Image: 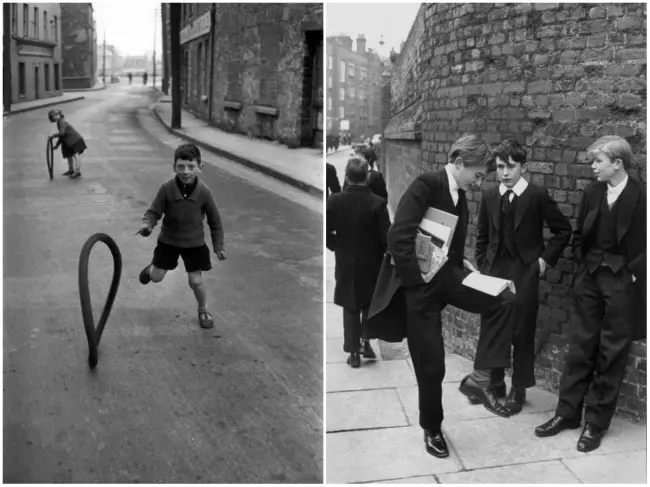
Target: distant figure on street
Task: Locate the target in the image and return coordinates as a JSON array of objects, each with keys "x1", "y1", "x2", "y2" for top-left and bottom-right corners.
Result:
[
  {"x1": 326, "y1": 162, "x2": 341, "y2": 196},
  {"x1": 136, "y1": 143, "x2": 226, "y2": 329},
  {"x1": 476, "y1": 139, "x2": 571, "y2": 415},
  {"x1": 143, "y1": 72, "x2": 148, "y2": 85},
  {"x1": 128, "y1": 72, "x2": 133, "y2": 84},
  {"x1": 343, "y1": 145, "x2": 388, "y2": 200},
  {"x1": 535, "y1": 136, "x2": 646, "y2": 453},
  {"x1": 48, "y1": 108, "x2": 87, "y2": 179},
  {"x1": 327, "y1": 157, "x2": 391, "y2": 368}
]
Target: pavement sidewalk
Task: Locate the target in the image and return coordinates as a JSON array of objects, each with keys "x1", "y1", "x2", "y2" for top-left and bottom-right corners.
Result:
[
  {"x1": 325, "y1": 251, "x2": 647, "y2": 484},
  {"x1": 6, "y1": 92, "x2": 86, "y2": 116},
  {"x1": 150, "y1": 96, "x2": 322, "y2": 197}
]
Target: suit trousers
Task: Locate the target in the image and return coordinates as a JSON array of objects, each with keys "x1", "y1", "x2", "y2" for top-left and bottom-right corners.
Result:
[
  {"x1": 342, "y1": 307, "x2": 369, "y2": 353},
  {"x1": 403, "y1": 263, "x2": 517, "y2": 431},
  {"x1": 556, "y1": 265, "x2": 636, "y2": 430},
  {"x1": 485, "y1": 253, "x2": 540, "y2": 389}
]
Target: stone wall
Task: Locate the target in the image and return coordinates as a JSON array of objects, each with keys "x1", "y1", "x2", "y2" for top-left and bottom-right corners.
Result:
[
  {"x1": 207, "y1": 3, "x2": 323, "y2": 147},
  {"x1": 382, "y1": 2, "x2": 647, "y2": 421}
]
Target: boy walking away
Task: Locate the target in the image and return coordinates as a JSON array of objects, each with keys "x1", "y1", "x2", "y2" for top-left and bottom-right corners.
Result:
[
  {"x1": 475, "y1": 140, "x2": 571, "y2": 414},
  {"x1": 327, "y1": 157, "x2": 390, "y2": 367},
  {"x1": 535, "y1": 136, "x2": 646, "y2": 452},
  {"x1": 137, "y1": 143, "x2": 226, "y2": 329},
  {"x1": 48, "y1": 108, "x2": 87, "y2": 179}
]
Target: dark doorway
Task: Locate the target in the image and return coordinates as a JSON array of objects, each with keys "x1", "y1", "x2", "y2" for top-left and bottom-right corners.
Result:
[
  {"x1": 34, "y1": 66, "x2": 39, "y2": 99},
  {"x1": 299, "y1": 29, "x2": 323, "y2": 148}
]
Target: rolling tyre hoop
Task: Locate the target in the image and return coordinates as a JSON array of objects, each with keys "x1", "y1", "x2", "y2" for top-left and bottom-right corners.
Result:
[
  {"x1": 46, "y1": 137, "x2": 54, "y2": 180},
  {"x1": 78, "y1": 233, "x2": 123, "y2": 369}
]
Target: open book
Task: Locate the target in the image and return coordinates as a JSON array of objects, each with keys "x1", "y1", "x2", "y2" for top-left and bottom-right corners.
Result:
[{"x1": 462, "y1": 272, "x2": 517, "y2": 296}]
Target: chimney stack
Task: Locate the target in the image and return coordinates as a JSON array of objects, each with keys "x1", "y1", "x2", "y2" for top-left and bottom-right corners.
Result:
[{"x1": 356, "y1": 34, "x2": 366, "y2": 54}]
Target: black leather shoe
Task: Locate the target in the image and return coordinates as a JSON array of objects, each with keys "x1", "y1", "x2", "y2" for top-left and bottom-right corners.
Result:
[
  {"x1": 469, "y1": 381, "x2": 506, "y2": 404},
  {"x1": 577, "y1": 423, "x2": 606, "y2": 452},
  {"x1": 459, "y1": 375, "x2": 511, "y2": 418},
  {"x1": 424, "y1": 429, "x2": 449, "y2": 458},
  {"x1": 139, "y1": 264, "x2": 152, "y2": 285},
  {"x1": 535, "y1": 415, "x2": 581, "y2": 437},
  {"x1": 361, "y1": 340, "x2": 376, "y2": 359},
  {"x1": 504, "y1": 387, "x2": 526, "y2": 414},
  {"x1": 347, "y1": 352, "x2": 360, "y2": 368}
]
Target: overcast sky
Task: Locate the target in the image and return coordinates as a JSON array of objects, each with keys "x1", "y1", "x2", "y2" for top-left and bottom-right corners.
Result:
[
  {"x1": 93, "y1": 0, "x2": 162, "y2": 56},
  {"x1": 326, "y1": 2, "x2": 421, "y2": 59}
]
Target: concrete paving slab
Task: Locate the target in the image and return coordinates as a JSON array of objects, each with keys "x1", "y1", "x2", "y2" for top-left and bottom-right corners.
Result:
[
  {"x1": 443, "y1": 411, "x2": 583, "y2": 470},
  {"x1": 578, "y1": 417, "x2": 647, "y2": 456},
  {"x1": 326, "y1": 303, "x2": 343, "y2": 339},
  {"x1": 370, "y1": 475, "x2": 437, "y2": 484},
  {"x1": 327, "y1": 360, "x2": 416, "y2": 392},
  {"x1": 327, "y1": 338, "x2": 347, "y2": 363},
  {"x1": 326, "y1": 389, "x2": 409, "y2": 432},
  {"x1": 398, "y1": 377, "x2": 559, "y2": 426},
  {"x1": 326, "y1": 426, "x2": 463, "y2": 484},
  {"x1": 326, "y1": 279, "x2": 335, "y2": 304},
  {"x1": 562, "y1": 450, "x2": 647, "y2": 484},
  {"x1": 437, "y1": 459, "x2": 580, "y2": 484}
]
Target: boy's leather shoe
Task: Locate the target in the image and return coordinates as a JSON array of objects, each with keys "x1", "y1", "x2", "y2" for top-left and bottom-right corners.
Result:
[
  {"x1": 361, "y1": 340, "x2": 376, "y2": 359},
  {"x1": 139, "y1": 264, "x2": 152, "y2": 285},
  {"x1": 505, "y1": 387, "x2": 526, "y2": 414},
  {"x1": 62, "y1": 170, "x2": 73, "y2": 176},
  {"x1": 535, "y1": 415, "x2": 581, "y2": 437},
  {"x1": 347, "y1": 352, "x2": 361, "y2": 368},
  {"x1": 70, "y1": 172, "x2": 82, "y2": 179},
  {"x1": 424, "y1": 430, "x2": 449, "y2": 458},
  {"x1": 459, "y1": 375, "x2": 511, "y2": 418},
  {"x1": 198, "y1": 310, "x2": 214, "y2": 329},
  {"x1": 469, "y1": 381, "x2": 506, "y2": 404},
  {"x1": 577, "y1": 423, "x2": 606, "y2": 452}
]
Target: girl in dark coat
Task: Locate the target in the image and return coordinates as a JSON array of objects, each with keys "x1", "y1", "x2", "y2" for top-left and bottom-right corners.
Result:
[{"x1": 48, "y1": 108, "x2": 88, "y2": 179}]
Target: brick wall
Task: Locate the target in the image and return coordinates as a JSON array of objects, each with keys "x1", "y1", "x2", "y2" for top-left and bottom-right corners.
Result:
[
  {"x1": 61, "y1": 3, "x2": 95, "y2": 88},
  {"x1": 383, "y1": 2, "x2": 647, "y2": 421},
  {"x1": 208, "y1": 3, "x2": 323, "y2": 147}
]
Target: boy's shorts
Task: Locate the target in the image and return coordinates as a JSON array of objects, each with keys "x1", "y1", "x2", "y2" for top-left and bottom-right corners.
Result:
[{"x1": 152, "y1": 242, "x2": 212, "y2": 273}]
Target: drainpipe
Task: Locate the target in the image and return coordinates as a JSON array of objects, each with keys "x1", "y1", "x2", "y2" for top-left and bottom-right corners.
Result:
[{"x1": 207, "y1": 3, "x2": 216, "y2": 123}]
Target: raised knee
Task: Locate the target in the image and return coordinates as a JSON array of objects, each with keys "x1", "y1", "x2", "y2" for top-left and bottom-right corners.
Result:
[{"x1": 150, "y1": 267, "x2": 166, "y2": 283}]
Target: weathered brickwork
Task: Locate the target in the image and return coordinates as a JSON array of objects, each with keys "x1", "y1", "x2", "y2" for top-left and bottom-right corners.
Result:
[
  {"x1": 383, "y1": 3, "x2": 647, "y2": 421},
  {"x1": 207, "y1": 3, "x2": 323, "y2": 148}
]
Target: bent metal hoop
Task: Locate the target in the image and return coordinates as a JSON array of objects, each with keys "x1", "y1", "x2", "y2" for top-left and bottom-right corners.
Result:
[
  {"x1": 78, "y1": 233, "x2": 123, "y2": 369},
  {"x1": 46, "y1": 137, "x2": 54, "y2": 180}
]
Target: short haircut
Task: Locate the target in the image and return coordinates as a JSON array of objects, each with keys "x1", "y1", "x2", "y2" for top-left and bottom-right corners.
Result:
[
  {"x1": 354, "y1": 145, "x2": 376, "y2": 164},
  {"x1": 174, "y1": 143, "x2": 201, "y2": 165},
  {"x1": 48, "y1": 108, "x2": 63, "y2": 120},
  {"x1": 493, "y1": 139, "x2": 527, "y2": 165},
  {"x1": 587, "y1": 136, "x2": 633, "y2": 170},
  {"x1": 448, "y1": 134, "x2": 494, "y2": 171},
  {"x1": 346, "y1": 157, "x2": 369, "y2": 184}
]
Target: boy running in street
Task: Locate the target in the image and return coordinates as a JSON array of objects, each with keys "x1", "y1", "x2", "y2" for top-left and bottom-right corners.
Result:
[{"x1": 137, "y1": 143, "x2": 226, "y2": 329}]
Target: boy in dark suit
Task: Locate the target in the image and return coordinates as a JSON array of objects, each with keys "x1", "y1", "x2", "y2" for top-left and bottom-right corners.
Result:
[
  {"x1": 535, "y1": 136, "x2": 646, "y2": 452},
  {"x1": 475, "y1": 140, "x2": 572, "y2": 414},
  {"x1": 368, "y1": 134, "x2": 518, "y2": 459},
  {"x1": 327, "y1": 157, "x2": 391, "y2": 367}
]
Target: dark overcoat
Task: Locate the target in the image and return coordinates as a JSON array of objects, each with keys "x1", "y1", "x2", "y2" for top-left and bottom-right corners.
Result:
[
  {"x1": 327, "y1": 185, "x2": 390, "y2": 311},
  {"x1": 367, "y1": 169, "x2": 469, "y2": 342},
  {"x1": 572, "y1": 177, "x2": 647, "y2": 340}
]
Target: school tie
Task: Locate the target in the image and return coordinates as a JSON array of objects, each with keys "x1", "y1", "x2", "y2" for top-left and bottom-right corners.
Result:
[{"x1": 502, "y1": 189, "x2": 514, "y2": 213}]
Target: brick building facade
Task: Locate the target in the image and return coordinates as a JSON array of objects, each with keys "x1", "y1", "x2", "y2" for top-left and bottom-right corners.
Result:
[
  {"x1": 382, "y1": 3, "x2": 647, "y2": 421},
  {"x1": 7, "y1": 2, "x2": 63, "y2": 103},
  {"x1": 326, "y1": 35, "x2": 385, "y2": 142},
  {"x1": 60, "y1": 3, "x2": 96, "y2": 89},
  {"x1": 167, "y1": 3, "x2": 323, "y2": 149}
]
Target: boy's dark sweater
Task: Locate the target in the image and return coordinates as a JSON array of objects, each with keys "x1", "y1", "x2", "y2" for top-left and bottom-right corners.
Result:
[{"x1": 143, "y1": 176, "x2": 225, "y2": 251}]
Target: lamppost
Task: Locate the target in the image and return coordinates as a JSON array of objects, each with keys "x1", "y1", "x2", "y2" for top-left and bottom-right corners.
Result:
[{"x1": 153, "y1": 8, "x2": 159, "y2": 88}]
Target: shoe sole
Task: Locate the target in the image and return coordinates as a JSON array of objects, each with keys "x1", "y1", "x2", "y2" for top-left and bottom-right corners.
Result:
[
  {"x1": 425, "y1": 446, "x2": 450, "y2": 458},
  {"x1": 534, "y1": 424, "x2": 581, "y2": 437},
  {"x1": 200, "y1": 322, "x2": 214, "y2": 329}
]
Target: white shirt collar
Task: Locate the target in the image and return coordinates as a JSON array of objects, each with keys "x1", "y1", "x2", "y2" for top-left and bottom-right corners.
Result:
[
  {"x1": 499, "y1": 177, "x2": 529, "y2": 197},
  {"x1": 608, "y1": 175, "x2": 628, "y2": 197},
  {"x1": 445, "y1": 164, "x2": 459, "y2": 194}
]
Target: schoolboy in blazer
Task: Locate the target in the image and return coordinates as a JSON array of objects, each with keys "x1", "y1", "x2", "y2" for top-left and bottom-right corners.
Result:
[
  {"x1": 475, "y1": 140, "x2": 571, "y2": 414},
  {"x1": 535, "y1": 136, "x2": 646, "y2": 453}
]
